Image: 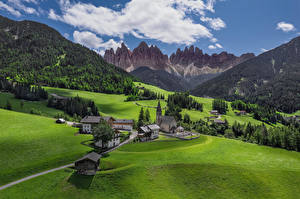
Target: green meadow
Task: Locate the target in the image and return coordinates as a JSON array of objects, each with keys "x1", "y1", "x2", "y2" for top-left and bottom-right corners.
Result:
[
  {"x1": 1, "y1": 135, "x2": 300, "y2": 199},
  {"x1": 0, "y1": 92, "x2": 64, "y2": 118},
  {"x1": 0, "y1": 82, "x2": 287, "y2": 127},
  {"x1": 44, "y1": 85, "x2": 270, "y2": 126},
  {"x1": 0, "y1": 109, "x2": 91, "y2": 186}
]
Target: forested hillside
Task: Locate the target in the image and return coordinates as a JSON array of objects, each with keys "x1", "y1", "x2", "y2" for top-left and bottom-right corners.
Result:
[
  {"x1": 192, "y1": 36, "x2": 300, "y2": 113},
  {"x1": 0, "y1": 15, "x2": 136, "y2": 94}
]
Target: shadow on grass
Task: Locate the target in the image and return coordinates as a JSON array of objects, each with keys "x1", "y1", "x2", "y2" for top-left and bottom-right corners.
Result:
[{"x1": 67, "y1": 172, "x2": 95, "y2": 189}]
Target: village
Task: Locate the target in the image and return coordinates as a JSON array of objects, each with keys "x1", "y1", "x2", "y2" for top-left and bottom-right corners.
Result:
[
  {"x1": 45, "y1": 90, "x2": 256, "y2": 176},
  {"x1": 69, "y1": 101, "x2": 209, "y2": 176}
]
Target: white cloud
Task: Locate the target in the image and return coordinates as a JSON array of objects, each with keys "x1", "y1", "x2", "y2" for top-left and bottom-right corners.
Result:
[
  {"x1": 208, "y1": 43, "x2": 223, "y2": 49},
  {"x1": 63, "y1": 33, "x2": 69, "y2": 38},
  {"x1": 208, "y1": 45, "x2": 216, "y2": 49},
  {"x1": 49, "y1": 0, "x2": 225, "y2": 45},
  {"x1": 200, "y1": 16, "x2": 226, "y2": 30},
  {"x1": 261, "y1": 48, "x2": 268, "y2": 52},
  {"x1": 73, "y1": 31, "x2": 122, "y2": 56},
  {"x1": 6, "y1": 0, "x2": 39, "y2": 15},
  {"x1": 215, "y1": 43, "x2": 223, "y2": 48},
  {"x1": 23, "y1": 0, "x2": 38, "y2": 4},
  {"x1": 276, "y1": 22, "x2": 296, "y2": 32},
  {"x1": 49, "y1": 9, "x2": 61, "y2": 20},
  {"x1": 0, "y1": 2, "x2": 21, "y2": 17},
  {"x1": 210, "y1": 37, "x2": 218, "y2": 43}
]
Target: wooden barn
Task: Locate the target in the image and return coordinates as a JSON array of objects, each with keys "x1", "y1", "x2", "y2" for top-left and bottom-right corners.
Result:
[{"x1": 75, "y1": 152, "x2": 101, "y2": 175}]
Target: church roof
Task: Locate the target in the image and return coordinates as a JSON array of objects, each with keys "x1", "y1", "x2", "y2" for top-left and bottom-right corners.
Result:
[{"x1": 160, "y1": 116, "x2": 176, "y2": 124}]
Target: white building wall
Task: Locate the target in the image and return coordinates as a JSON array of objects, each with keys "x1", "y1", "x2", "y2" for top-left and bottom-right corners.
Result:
[
  {"x1": 82, "y1": 124, "x2": 92, "y2": 133},
  {"x1": 113, "y1": 124, "x2": 133, "y2": 131}
]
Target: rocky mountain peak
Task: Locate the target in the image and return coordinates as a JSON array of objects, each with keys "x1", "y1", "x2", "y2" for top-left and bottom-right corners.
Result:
[{"x1": 104, "y1": 41, "x2": 255, "y2": 75}]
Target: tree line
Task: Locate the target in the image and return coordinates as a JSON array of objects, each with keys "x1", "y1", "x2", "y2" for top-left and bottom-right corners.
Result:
[
  {"x1": 137, "y1": 107, "x2": 151, "y2": 128},
  {"x1": 47, "y1": 95, "x2": 99, "y2": 118},
  {"x1": 212, "y1": 99, "x2": 228, "y2": 114},
  {"x1": 231, "y1": 100, "x2": 285, "y2": 125},
  {"x1": 0, "y1": 78, "x2": 48, "y2": 101},
  {"x1": 126, "y1": 88, "x2": 164, "y2": 101}
]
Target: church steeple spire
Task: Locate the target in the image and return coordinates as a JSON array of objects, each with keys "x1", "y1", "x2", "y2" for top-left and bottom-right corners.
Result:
[{"x1": 156, "y1": 101, "x2": 162, "y2": 124}]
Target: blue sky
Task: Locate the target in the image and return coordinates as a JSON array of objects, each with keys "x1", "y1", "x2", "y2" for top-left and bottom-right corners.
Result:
[{"x1": 0, "y1": 0, "x2": 299, "y2": 56}]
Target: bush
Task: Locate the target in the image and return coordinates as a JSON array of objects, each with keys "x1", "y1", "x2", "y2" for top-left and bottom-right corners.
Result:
[
  {"x1": 224, "y1": 129, "x2": 235, "y2": 139},
  {"x1": 30, "y1": 108, "x2": 42, "y2": 115}
]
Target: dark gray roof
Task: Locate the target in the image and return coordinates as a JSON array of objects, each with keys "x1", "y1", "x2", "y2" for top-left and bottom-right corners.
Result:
[
  {"x1": 160, "y1": 116, "x2": 176, "y2": 124},
  {"x1": 76, "y1": 152, "x2": 101, "y2": 163},
  {"x1": 101, "y1": 116, "x2": 115, "y2": 122},
  {"x1": 113, "y1": 119, "x2": 134, "y2": 124},
  {"x1": 140, "y1": 126, "x2": 151, "y2": 133},
  {"x1": 80, "y1": 116, "x2": 101, "y2": 123},
  {"x1": 214, "y1": 119, "x2": 226, "y2": 124},
  {"x1": 147, "y1": 124, "x2": 160, "y2": 130},
  {"x1": 50, "y1": 93, "x2": 68, "y2": 100}
]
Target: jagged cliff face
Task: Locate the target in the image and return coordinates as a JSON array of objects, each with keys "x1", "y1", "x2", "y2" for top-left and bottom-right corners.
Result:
[
  {"x1": 104, "y1": 42, "x2": 255, "y2": 77},
  {"x1": 169, "y1": 46, "x2": 255, "y2": 77},
  {"x1": 104, "y1": 41, "x2": 168, "y2": 72}
]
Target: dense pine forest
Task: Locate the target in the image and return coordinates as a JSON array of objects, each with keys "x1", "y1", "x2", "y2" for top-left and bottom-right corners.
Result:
[
  {"x1": 0, "y1": 77, "x2": 47, "y2": 101},
  {"x1": 47, "y1": 95, "x2": 99, "y2": 118},
  {"x1": 0, "y1": 15, "x2": 136, "y2": 95},
  {"x1": 192, "y1": 36, "x2": 300, "y2": 114}
]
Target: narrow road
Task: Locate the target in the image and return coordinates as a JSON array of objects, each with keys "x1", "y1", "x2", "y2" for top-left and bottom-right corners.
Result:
[
  {"x1": 0, "y1": 164, "x2": 73, "y2": 191},
  {"x1": 103, "y1": 131, "x2": 137, "y2": 154},
  {"x1": 0, "y1": 131, "x2": 137, "y2": 191}
]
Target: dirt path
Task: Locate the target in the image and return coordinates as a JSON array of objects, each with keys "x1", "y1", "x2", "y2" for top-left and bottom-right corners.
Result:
[
  {"x1": 0, "y1": 164, "x2": 73, "y2": 191},
  {"x1": 0, "y1": 131, "x2": 137, "y2": 191}
]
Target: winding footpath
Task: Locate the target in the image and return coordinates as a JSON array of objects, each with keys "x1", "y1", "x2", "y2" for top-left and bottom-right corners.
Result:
[{"x1": 0, "y1": 131, "x2": 137, "y2": 191}]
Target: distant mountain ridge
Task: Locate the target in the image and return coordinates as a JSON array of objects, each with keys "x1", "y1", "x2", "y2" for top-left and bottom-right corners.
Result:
[
  {"x1": 104, "y1": 41, "x2": 254, "y2": 91},
  {"x1": 192, "y1": 36, "x2": 300, "y2": 113},
  {"x1": 104, "y1": 41, "x2": 255, "y2": 77}
]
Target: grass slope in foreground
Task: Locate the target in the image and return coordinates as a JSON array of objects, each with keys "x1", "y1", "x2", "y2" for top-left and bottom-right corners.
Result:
[
  {"x1": 1, "y1": 135, "x2": 300, "y2": 199},
  {"x1": 0, "y1": 109, "x2": 91, "y2": 186}
]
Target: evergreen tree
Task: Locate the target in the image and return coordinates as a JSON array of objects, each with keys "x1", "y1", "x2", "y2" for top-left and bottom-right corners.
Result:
[
  {"x1": 5, "y1": 100, "x2": 12, "y2": 110},
  {"x1": 138, "y1": 107, "x2": 145, "y2": 127},
  {"x1": 145, "y1": 109, "x2": 150, "y2": 123},
  {"x1": 183, "y1": 114, "x2": 191, "y2": 124}
]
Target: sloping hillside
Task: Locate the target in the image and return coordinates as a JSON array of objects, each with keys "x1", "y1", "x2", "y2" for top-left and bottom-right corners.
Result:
[
  {"x1": 192, "y1": 36, "x2": 300, "y2": 113},
  {"x1": 0, "y1": 15, "x2": 135, "y2": 94}
]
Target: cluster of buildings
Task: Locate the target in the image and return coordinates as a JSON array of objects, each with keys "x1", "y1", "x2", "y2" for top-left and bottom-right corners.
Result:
[
  {"x1": 75, "y1": 101, "x2": 181, "y2": 175},
  {"x1": 137, "y1": 101, "x2": 178, "y2": 141},
  {"x1": 80, "y1": 116, "x2": 134, "y2": 149}
]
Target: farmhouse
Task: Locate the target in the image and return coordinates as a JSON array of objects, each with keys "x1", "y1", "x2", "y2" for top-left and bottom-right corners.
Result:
[
  {"x1": 156, "y1": 101, "x2": 177, "y2": 133},
  {"x1": 50, "y1": 93, "x2": 69, "y2": 103},
  {"x1": 214, "y1": 119, "x2": 226, "y2": 125},
  {"x1": 80, "y1": 116, "x2": 101, "y2": 134},
  {"x1": 94, "y1": 130, "x2": 121, "y2": 149},
  {"x1": 112, "y1": 119, "x2": 134, "y2": 131},
  {"x1": 236, "y1": 110, "x2": 247, "y2": 116},
  {"x1": 176, "y1": 126, "x2": 184, "y2": 133},
  {"x1": 101, "y1": 116, "x2": 115, "y2": 126},
  {"x1": 138, "y1": 124, "x2": 160, "y2": 141},
  {"x1": 210, "y1": 110, "x2": 219, "y2": 115},
  {"x1": 75, "y1": 152, "x2": 101, "y2": 175}
]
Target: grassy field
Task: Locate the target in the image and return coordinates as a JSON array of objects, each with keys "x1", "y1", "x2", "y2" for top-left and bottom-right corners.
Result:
[
  {"x1": 1, "y1": 134, "x2": 300, "y2": 198},
  {"x1": 44, "y1": 85, "x2": 270, "y2": 126},
  {"x1": 0, "y1": 81, "x2": 286, "y2": 127},
  {"x1": 0, "y1": 92, "x2": 64, "y2": 118},
  {"x1": 0, "y1": 109, "x2": 91, "y2": 186}
]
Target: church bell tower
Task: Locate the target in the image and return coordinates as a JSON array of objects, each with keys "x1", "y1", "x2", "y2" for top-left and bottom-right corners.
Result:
[{"x1": 156, "y1": 101, "x2": 162, "y2": 124}]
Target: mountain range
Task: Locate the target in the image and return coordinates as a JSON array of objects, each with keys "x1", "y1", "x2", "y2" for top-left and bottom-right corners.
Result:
[
  {"x1": 0, "y1": 15, "x2": 135, "y2": 94},
  {"x1": 104, "y1": 42, "x2": 255, "y2": 91},
  {"x1": 192, "y1": 36, "x2": 300, "y2": 113}
]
